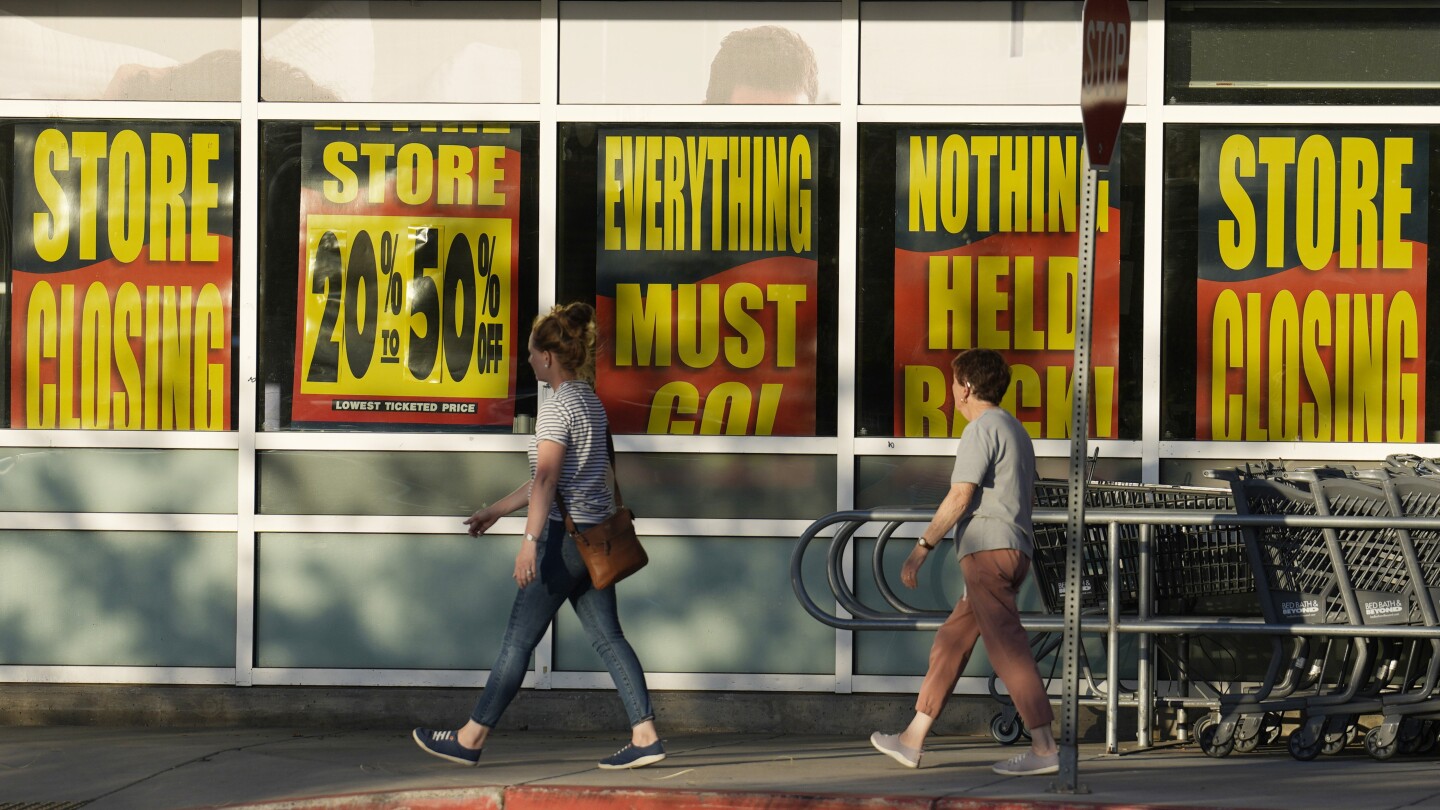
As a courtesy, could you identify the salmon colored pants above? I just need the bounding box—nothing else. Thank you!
[915,548,1054,731]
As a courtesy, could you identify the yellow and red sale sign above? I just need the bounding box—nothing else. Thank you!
[10,123,234,430]
[894,129,1122,439]
[293,124,520,427]
[1197,130,1428,442]
[595,128,820,435]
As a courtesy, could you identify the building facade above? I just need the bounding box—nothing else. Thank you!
[1,1,1436,704]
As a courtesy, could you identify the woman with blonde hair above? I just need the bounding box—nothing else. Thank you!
[413,302,665,770]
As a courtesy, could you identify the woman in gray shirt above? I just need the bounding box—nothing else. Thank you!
[869,348,1058,776]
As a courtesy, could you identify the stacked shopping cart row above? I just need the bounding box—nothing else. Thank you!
[1029,480,1250,614]
[1203,467,1440,761]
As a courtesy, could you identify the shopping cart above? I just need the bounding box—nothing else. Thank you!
[1029,481,1249,611]
[1364,473,1440,758]
[989,480,1247,745]
[1221,468,1433,760]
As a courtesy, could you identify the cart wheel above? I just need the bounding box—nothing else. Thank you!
[1191,713,1214,741]
[1397,719,1427,754]
[1261,714,1283,745]
[1320,730,1349,756]
[1288,733,1322,761]
[990,712,1025,745]
[1364,727,1398,761]
[1195,715,1233,758]
[1232,714,1265,753]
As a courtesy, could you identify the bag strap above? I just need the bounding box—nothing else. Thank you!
[554,429,623,538]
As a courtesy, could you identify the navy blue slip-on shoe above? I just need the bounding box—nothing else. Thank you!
[597,739,666,769]
[412,727,482,766]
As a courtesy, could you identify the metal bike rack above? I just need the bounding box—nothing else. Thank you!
[792,506,1440,761]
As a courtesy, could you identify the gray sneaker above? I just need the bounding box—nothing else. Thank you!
[992,749,1059,776]
[869,731,922,768]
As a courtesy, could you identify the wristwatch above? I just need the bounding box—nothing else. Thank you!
[524,532,538,543]
[917,535,936,550]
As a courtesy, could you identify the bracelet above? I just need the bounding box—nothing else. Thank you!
[917,535,936,550]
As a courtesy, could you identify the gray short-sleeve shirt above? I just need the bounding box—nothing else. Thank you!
[949,407,1036,559]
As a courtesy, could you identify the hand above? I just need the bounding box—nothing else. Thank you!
[513,542,539,588]
[899,543,931,589]
[464,508,498,537]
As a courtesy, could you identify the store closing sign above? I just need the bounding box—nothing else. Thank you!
[1196,129,1428,442]
[10,122,235,430]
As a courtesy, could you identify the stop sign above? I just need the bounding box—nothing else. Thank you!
[1080,0,1130,168]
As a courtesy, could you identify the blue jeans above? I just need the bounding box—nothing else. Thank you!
[470,517,655,729]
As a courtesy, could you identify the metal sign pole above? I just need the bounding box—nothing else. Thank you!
[1052,149,1099,796]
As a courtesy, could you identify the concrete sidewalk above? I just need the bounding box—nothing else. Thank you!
[2,726,1437,810]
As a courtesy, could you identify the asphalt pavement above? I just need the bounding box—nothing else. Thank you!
[2,726,1438,810]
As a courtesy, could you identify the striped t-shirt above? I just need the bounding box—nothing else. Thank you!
[530,379,614,523]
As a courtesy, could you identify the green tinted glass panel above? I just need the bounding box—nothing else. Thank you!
[555,536,833,675]
[619,453,836,520]
[855,455,1144,509]
[257,451,530,515]
[255,532,518,669]
[1167,3,1440,105]
[0,531,235,666]
[0,448,236,513]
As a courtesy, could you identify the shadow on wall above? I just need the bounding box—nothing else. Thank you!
[0,528,235,667]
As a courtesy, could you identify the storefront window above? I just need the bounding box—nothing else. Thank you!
[559,1,840,104]
[860,1,1148,106]
[3,119,238,430]
[257,121,540,432]
[855,123,1145,439]
[1166,1,1440,106]
[1161,125,1439,442]
[557,122,840,436]
[0,1,242,101]
[261,1,540,103]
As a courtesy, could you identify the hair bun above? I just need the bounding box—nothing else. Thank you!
[559,302,594,333]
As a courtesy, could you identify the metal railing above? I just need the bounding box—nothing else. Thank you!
[791,506,1440,756]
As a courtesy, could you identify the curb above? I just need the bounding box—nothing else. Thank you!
[210,784,1250,810]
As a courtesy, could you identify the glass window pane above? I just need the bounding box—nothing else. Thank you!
[0,1,241,101]
[622,453,836,520]
[559,1,840,104]
[0,448,237,513]
[1166,2,1440,105]
[261,1,540,103]
[860,1,1147,105]
[855,123,1145,439]
[855,455,1143,510]
[0,530,235,666]
[256,532,517,668]
[257,450,530,516]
